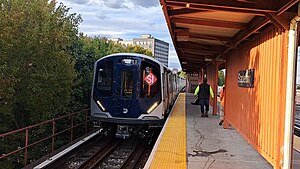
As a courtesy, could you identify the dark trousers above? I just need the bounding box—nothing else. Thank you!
[200,98,209,114]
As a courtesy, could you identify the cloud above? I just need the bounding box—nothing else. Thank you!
[65,0,90,5]
[57,0,180,69]
[61,0,159,9]
[128,0,159,8]
[87,0,159,9]
[132,0,159,8]
[103,0,126,9]
[95,11,109,20]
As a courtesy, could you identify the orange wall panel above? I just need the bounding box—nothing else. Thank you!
[225,26,288,168]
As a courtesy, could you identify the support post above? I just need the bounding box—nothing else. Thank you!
[24,128,28,166]
[283,13,300,169]
[213,61,219,115]
[71,115,74,142]
[52,120,55,151]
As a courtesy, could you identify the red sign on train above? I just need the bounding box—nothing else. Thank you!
[144,73,157,86]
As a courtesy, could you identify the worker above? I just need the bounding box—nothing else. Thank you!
[194,78,214,117]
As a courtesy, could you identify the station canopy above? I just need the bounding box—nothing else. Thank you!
[160,0,299,73]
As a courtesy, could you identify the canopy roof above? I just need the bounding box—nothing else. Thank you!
[160,0,299,72]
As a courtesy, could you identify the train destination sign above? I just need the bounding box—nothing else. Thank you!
[238,69,255,88]
[144,73,157,86]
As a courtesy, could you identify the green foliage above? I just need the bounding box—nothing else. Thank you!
[178,71,186,78]
[218,70,225,86]
[125,45,153,57]
[0,1,82,167]
[0,1,157,167]
[0,0,81,130]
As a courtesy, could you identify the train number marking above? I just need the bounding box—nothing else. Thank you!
[144,73,157,86]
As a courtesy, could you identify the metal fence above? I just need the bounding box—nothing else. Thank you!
[0,109,91,167]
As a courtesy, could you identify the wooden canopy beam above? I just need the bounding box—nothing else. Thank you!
[178,46,223,54]
[171,17,247,30]
[166,0,292,14]
[264,13,285,30]
[220,16,268,55]
[182,64,205,69]
[190,33,231,42]
[180,58,206,64]
[264,13,289,30]
[169,8,207,16]
[179,50,220,57]
[177,41,226,51]
[222,0,297,55]
[176,30,231,42]
[178,52,208,58]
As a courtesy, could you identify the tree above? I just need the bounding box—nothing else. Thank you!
[0,0,82,167]
[0,1,158,167]
[125,45,153,57]
[218,70,225,86]
[178,71,186,78]
[0,0,81,129]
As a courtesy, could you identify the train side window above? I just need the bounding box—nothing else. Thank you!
[96,60,113,96]
[121,70,133,97]
[141,61,160,98]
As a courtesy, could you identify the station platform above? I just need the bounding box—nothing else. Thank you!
[145,93,273,169]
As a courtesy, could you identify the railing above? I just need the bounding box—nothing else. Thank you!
[0,109,91,167]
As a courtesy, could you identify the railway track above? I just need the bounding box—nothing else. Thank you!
[87,136,148,169]
[43,128,158,169]
[44,130,114,169]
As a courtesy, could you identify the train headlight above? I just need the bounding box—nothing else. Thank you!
[96,100,106,112]
[147,102,158,114]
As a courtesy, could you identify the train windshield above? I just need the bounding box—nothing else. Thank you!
[96,60,113,96]
[141,61,160,98]
[121,70,133,97]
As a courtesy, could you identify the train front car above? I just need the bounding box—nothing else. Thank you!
[91,53,163,137]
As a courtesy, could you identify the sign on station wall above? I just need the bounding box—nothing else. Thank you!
[238,69,255,88]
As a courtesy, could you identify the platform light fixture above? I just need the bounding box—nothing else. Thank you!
[182,62,187,65]
[177,36,189,41]
[205,58,213,61]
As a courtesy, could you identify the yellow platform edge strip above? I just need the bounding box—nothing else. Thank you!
[149,93,186,169]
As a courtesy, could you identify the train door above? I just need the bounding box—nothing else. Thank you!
[168,72,173,105]
[140,60,162,114]
[163,69,169,113]
[113,59,139,118]
[173,74,177,99]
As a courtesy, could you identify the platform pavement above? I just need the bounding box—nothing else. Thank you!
[186,93,272,169]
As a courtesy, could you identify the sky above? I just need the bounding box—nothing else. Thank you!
[57,0,181,70]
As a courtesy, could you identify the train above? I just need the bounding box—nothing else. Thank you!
[90,53,185,137]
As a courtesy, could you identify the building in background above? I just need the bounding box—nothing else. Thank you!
[133,34,169,67]
[111,34,169,67]
[111,38,133,47]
